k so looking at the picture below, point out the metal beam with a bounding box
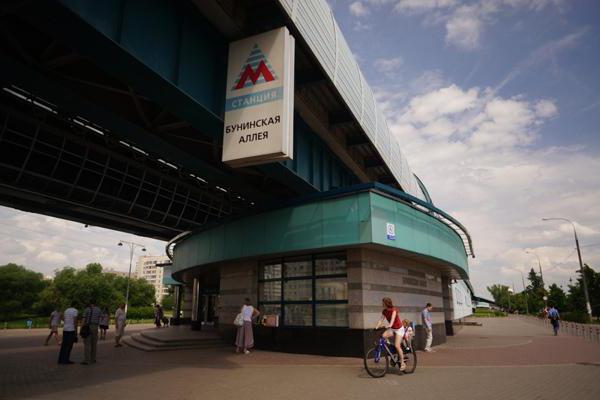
[295,93,370,183]
[346,136,369,147]
[364,156,384,169]
[328,110,355,127]
[296,69,326,87]
[0,54,271,203]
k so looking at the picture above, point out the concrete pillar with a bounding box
[173,285,182,320]
[191,277,201,330]
[442,277,454,336]
[181,282,193,320]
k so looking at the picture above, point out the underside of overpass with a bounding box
[0,0,476,261]
[0,0,412,240]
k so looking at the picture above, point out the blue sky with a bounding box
[0,0,598,299]
[329,0,600,296]
[332,0,600,152]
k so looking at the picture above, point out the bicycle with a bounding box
[363,328,417,378]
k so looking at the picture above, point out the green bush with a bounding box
[126,306,155,320]
[560,311,589,323]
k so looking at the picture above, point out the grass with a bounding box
[473,309,507,318]
[1,318,156,329]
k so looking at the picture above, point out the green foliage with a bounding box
[548,283,567,310]
[488,264,599,319]
[487,284,509,309]
[473,309,506,317]
[0,264,48,319]
[34,263,156,315]
[126,306,155,319]
[161,293,175,310]
[567,264,600,317]
[526,268,547,312]
[560,311,589,323]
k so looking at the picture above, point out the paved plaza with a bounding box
[1,317,599,400]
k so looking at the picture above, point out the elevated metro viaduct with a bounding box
[0,0,474,355]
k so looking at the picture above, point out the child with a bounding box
[402,319,414,343]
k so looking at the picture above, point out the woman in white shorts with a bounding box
[375,297,406,371]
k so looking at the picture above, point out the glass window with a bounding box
[260,262,282,280]
[259,304,281,318]
[284,304,312,326]
[315,255,346,275]
[316,304,348,327]
[259,281,281,302]
[284,279,312,301]
[316,278,347,300]
[258,253,348,328]
[284,258,312,277]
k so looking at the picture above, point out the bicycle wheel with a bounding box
[364,347,389,378]
[402,342,417,374]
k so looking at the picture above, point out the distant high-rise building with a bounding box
[135,255,171,303]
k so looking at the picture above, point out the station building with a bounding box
[0,0,473,357]
[156,0,475,356]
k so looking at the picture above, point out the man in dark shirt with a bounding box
[81,300,102,365]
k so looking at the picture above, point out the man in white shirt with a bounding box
[58,302,78,364]
[421,303,434,352]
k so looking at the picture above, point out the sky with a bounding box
[330,0,600,296]
[1,0,600,297]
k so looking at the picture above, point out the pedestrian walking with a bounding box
[114,303,126,347]
[154,304,164,328]
[422,303,434,352]
[548,305,560,336]
[235,298,259,354]
[99,308,109,340]
[44,308,61,346]
[80,300,101,365]
[58,302,78,364]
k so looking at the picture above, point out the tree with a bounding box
[36,263,156,313]
[527,268,547,312]
[567,264,600,317]
[0,264,48,319]
[547,283,566,310]
[487,284,511,309]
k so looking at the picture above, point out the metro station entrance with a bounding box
[199,290,219,327]
[190,269,220,331]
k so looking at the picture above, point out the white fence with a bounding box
[520,315,600,343]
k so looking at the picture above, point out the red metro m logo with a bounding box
[232,44,278,90]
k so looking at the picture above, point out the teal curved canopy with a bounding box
[173,188,468,279]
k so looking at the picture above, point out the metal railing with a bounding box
[519,315,600,344]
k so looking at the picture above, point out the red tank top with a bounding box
[382,307,401,329]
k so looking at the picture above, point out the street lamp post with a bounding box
[525,250,545,288]
[542,217,592,323]
[118,240,146,314]
[521,271,530,315]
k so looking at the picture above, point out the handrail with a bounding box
[165,230,192,261]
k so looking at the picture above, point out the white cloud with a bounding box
[0,207,166,276]
[534,100,558,118]
[373,57,403,76]
[36,250,68,264]
[395,0,456,13]
[378,81,600,296]
[353,20,372,31]
[445,4,485,50]
[392,0,565,51]
[350,1,370,17]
